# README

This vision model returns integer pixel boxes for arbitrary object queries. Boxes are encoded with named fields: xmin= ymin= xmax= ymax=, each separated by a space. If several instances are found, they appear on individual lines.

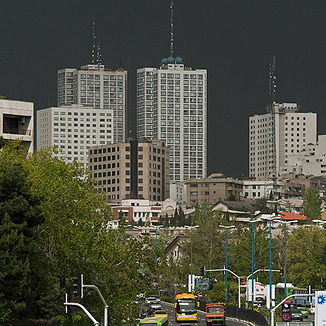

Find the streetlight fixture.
xmin=186 ymin=225 xmax=199 ymax=293
xmin=248 ymin=219 xmax=260 ymax=307
xmin=260 ymin=215 xmax=281 ymax=309
xmin=219 ymin=225 xmax=235 ymax=305
xmin=278 ymin=220 xmax=298 ymax=299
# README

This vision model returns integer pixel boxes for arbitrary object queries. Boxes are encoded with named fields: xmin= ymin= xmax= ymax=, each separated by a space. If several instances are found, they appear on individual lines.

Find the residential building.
xmin=185 ymin=173 xmax=243 ymax=207
xmin=282 ymin=134 xmax=326 ymax=176
xmin=137 ymin=57 xmax=207 ymax=182
xmin=37 ymin=105 xmax=114 ymax=164
xmin=243 ymin=179 xmax=286 ymax=199
xmin=88 ymin=139 xmax=170 ymax=203
xmin=111 ymin=199 xmax=161 ymax=225
xmin=0 ymin=98 xmax=34 ymax=153
xmin=249 ymin=103 xmax=317 ymax=179
xmin=57 ymin=64 xmax=127 ymax=143
xmin=169 ymin=181 xmax=187 ymax=206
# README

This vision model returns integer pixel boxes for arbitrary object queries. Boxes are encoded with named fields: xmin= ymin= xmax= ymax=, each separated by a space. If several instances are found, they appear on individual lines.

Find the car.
xmin=308 ymin=306 xmax=315 ymax=314
xmin=153 ymin=309 xmax=168 ymax=318
xmin=297 ymin=306 xmax=309 ymax=318
xmin=146 ymin=296 xmax=161 ymax=305
xmin=291 ymin=309 xmax=303 ymax=321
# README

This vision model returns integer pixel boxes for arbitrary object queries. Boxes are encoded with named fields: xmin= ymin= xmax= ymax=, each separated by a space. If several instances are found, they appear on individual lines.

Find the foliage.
xmin=302 ymin=187 xmax=322 ymax=221
xmin=287 ymin=226 xmax=326 ymax=289
xmin=0 ymin=162 xmax=45 ymax=319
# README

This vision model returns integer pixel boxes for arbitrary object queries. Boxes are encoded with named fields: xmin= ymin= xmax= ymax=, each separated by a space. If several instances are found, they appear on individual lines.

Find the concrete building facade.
xmin=111 ymin=199 xmax=161 ymax=225
xmin=0 ymin=99 xmax=34 ymax=153
xmin=249 ymin=103 xmax=317 ymax=179
xmin=282 ymin=134 xmax=326 ymax=176
xmin=37 ymin=105 xmax=114 ymax=164
xmin=88 ymin=139 xmax=170 ymax=203
xmin=242 ymin=179 xmax=286 ymax=199
xmin=185 ymin=173 xmax=243 ymax=207
xmin=57 ymin=64 xmax=127 ymax=143
xmin=137 ymin=58 xmax=207 ymax=182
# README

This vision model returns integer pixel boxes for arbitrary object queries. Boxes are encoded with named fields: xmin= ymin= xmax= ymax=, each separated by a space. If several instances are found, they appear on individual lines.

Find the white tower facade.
xmin=249 ymin=103 xmax=317 ymax=178
xmin=37 ymin=105 xmax=114 ymax=164
xmin=137 ymin=59 xmax=207 ymax=182
xmin=57 ymin=64 xmax=127 ymax=143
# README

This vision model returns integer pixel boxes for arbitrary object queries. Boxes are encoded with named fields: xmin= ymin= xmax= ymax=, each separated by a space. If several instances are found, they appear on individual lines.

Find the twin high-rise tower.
xmin=137 ymin=58 xmax=207 ymax=182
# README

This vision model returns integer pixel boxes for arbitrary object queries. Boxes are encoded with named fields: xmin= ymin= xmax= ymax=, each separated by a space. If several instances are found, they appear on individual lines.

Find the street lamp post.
xmin=189 ymin=225 xmax=199 ymax=293
xmin=248 ymin=219 xmax=260 ymax=307
xmin=278 ymin=220 xmax=298 ymax=298
xmin=260 ymin=215 xmax=280 ymax=309
xmin=219 ymin=225 xmax=235 ymax=305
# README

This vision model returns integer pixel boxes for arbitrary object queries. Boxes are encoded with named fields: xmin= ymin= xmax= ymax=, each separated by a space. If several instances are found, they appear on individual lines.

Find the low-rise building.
xmin=0 ymin=98 xmax=34 ymax=153
xmin=111 ymin=199 xmax=161 ymax=225
xmin=185 ymin=173 xmax=243 ymax=207
xmin=242 ymin=179 xmax=286 ymax=199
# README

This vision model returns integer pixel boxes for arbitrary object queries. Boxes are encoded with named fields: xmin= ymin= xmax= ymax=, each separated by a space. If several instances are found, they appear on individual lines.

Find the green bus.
xmin=138 ymin=316 xmax=168 ymax=326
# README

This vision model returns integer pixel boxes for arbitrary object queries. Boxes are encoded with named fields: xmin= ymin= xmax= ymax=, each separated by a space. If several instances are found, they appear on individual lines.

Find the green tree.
xmin=0 ymin=163 xmax=44 ymax=319
xmin=302 ymin=187 xmax=322 ymax=221
xmin=287 ymin=226 xmax=326 ymax=288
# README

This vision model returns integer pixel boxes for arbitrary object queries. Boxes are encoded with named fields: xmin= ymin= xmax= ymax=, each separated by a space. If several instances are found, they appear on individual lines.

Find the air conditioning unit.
xmin=18 ymin=117 xmax=26 ymax=124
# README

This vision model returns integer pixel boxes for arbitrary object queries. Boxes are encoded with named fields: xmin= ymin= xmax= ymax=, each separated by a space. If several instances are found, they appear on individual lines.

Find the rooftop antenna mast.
xmin=91 ymin=20 xmax=102 ymax=65
xmin=269 ymin=55 xmax=277 ymax=110
xmin=268 ymin=55 xmax=278 ymax=198
xmin=170 ymin=0 xmax=174 ymax=57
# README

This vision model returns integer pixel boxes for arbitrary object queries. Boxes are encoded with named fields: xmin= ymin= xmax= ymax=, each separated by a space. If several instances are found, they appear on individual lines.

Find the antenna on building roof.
xmin=91 ymin=20 xmax=102 ymax=65
xmin=169 ymin=0 xmax=174 ymax=58
xmin=269 ymin=55 xmax=277 ymax=108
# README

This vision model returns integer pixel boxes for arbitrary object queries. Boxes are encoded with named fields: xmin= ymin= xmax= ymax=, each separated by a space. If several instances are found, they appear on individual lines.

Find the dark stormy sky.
xmin=1 ymin=0 xmax=326 ymax=178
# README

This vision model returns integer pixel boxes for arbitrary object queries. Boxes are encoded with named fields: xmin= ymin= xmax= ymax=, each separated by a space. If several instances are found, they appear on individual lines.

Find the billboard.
xmin=315 ymin=291 xmax=326 ymax=326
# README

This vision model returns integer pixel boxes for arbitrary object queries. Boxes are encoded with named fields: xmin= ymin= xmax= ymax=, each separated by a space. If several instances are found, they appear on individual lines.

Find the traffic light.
xmin=73 ymin=274 xmax=83 ymax=298
xmin=260 ymin=267 xmax=264 ymax=272
xmin=200 ymin=266 xmax=206 ymax=276
xmin=280 ymin=267 xmax=284 ymax=276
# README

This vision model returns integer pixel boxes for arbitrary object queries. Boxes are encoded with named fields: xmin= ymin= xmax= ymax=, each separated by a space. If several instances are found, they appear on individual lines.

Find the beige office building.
xmin=88 ymin=139 xmax=170 ymax=203
xmin=185 ymin=173 xmax=243 ymax=207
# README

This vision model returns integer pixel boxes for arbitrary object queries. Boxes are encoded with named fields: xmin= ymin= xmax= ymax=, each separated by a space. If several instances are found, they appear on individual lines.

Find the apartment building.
xmin=88 ymin=139 xmax=170 ymax=203
xmin=0 ymin=98 xmax=34 ymax=153
xmin=137 ymin=57 xmax=207 ymax=182
xmin=249 ymin=103 xmax=316 ymax=178
xmin=57 ymin=64 xmax=127 ymax=143
xmin=185 ymin=173 xmax=243 ymax=207
xmin=283 ymin=134 xmax=326 ymax=176
xmin=37 ymin=105 xmax=114 ymax=164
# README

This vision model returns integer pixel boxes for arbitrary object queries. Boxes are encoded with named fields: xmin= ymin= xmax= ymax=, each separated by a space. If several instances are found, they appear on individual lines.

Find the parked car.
xmin=291 ymin=309 xmax=303 ymax=321
xmin=297 ymin=306 xmax=309 ymax=318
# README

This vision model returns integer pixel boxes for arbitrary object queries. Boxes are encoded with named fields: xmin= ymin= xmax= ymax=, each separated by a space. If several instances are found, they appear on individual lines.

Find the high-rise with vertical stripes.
xmin=137 ymin=59 xmax=207 ymax=182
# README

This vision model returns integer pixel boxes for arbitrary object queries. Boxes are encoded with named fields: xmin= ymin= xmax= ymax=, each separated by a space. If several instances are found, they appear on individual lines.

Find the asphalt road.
xmin=161 ymin=302 xmax=249 ymax=326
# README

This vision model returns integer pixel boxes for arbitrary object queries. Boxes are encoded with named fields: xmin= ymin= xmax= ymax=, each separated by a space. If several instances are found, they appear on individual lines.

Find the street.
xmin=161 ymin=302 xmax=249 ymax=326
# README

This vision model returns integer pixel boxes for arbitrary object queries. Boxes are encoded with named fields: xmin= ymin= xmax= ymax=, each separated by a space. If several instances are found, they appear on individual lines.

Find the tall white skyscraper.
xmin=57 ymin=64 xmax=127 ymax=143
xmin=137 ymin=58 xmax=207 ymax=182
xmin=249 ymin=103 xmax=317 ymax=178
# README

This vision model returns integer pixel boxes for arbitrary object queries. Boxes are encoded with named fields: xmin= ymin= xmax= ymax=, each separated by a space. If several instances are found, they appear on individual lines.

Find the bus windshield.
xmin=176 ymin=299 xmax=197 ymax=313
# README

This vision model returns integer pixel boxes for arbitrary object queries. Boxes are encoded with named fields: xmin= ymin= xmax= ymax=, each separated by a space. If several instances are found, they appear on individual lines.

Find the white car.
xmin=308 ymin=306 xmax=315 ymax=314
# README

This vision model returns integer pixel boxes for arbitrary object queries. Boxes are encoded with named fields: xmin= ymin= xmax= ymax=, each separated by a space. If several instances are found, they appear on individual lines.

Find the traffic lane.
xmin=161 ymin=302 xmax=249 ymax=326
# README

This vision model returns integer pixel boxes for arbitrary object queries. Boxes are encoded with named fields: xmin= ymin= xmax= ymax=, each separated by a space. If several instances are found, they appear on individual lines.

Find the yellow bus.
xmin=138 ymin=316 xmax=168 ymax=326
xmin=175 ymin=293 xmax=199 ymax=322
